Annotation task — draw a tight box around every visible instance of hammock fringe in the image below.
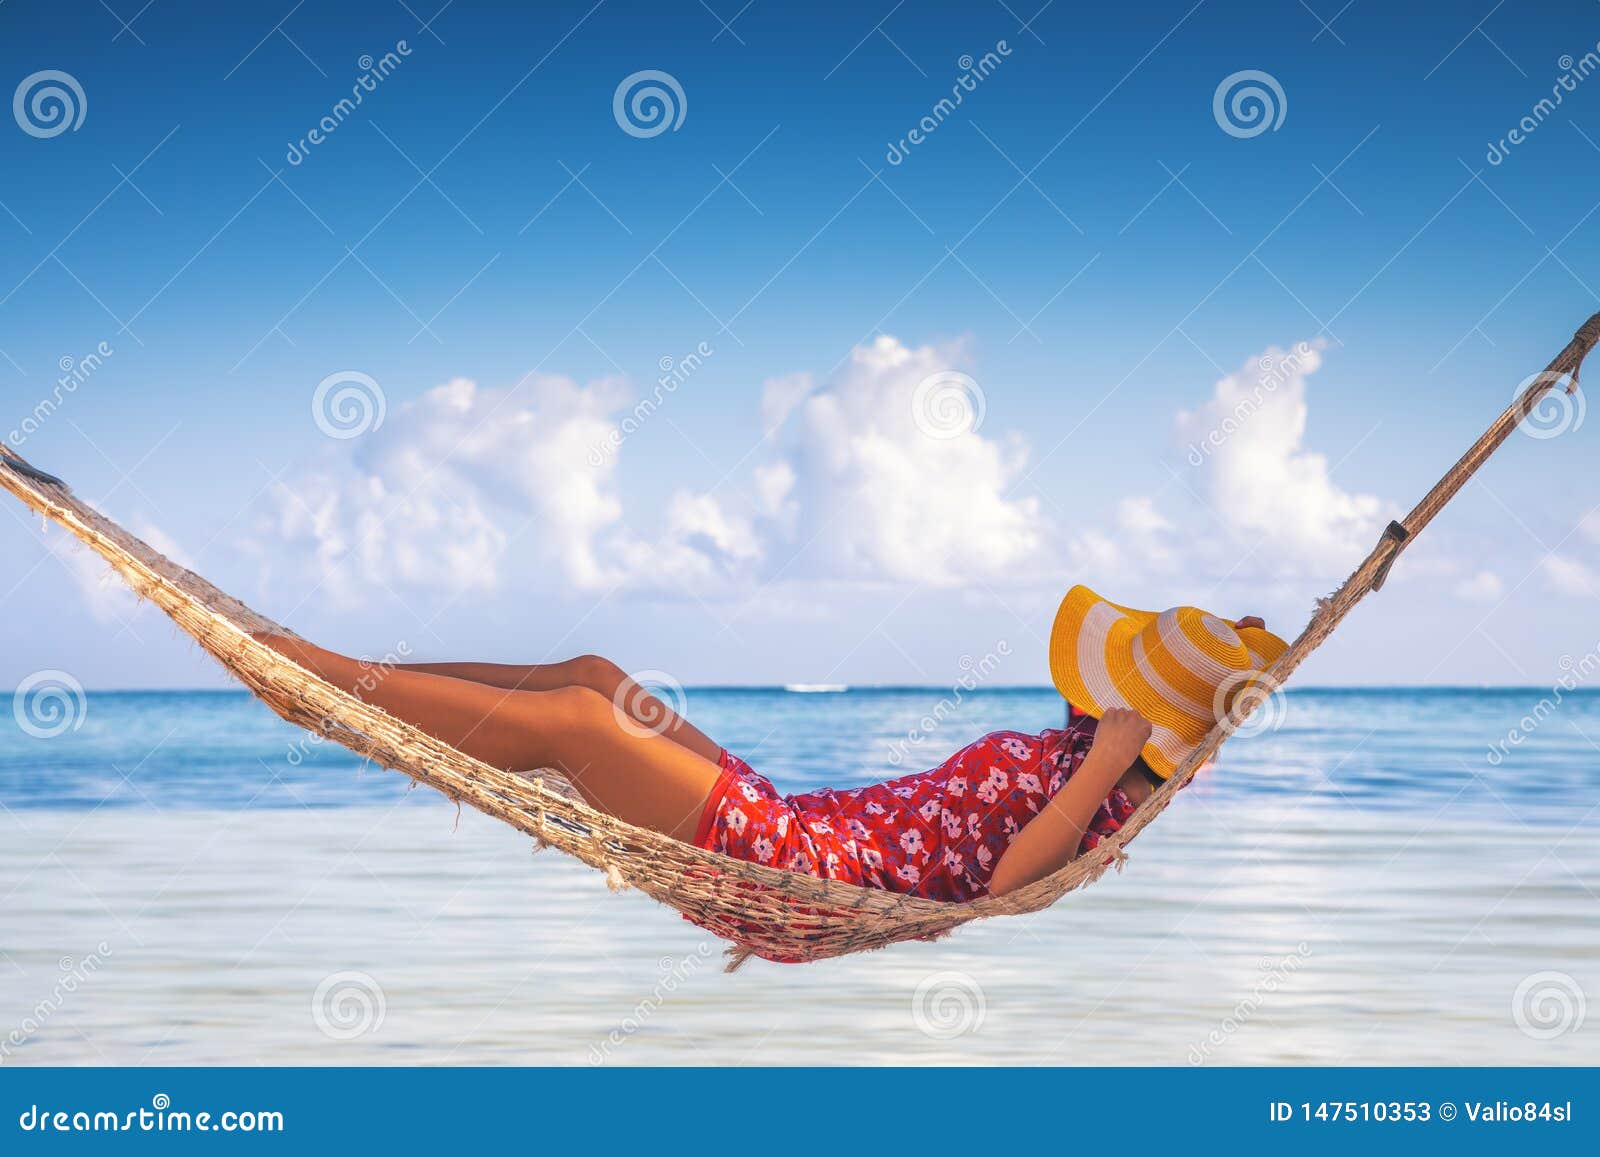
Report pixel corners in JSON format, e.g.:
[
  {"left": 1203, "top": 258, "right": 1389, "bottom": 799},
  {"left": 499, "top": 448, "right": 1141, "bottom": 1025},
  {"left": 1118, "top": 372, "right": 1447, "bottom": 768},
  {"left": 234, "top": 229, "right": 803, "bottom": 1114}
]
[{"left": 3, "top": 311, "right": 1597, "bottom": 965}]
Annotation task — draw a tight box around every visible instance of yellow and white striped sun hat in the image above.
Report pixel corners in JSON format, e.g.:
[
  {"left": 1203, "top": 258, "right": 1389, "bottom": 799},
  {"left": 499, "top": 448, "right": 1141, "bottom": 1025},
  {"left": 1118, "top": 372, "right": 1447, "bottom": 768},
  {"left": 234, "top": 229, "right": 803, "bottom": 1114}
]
[{"left": 1048, "top": 585, "right": 1289, "bottom": 779}]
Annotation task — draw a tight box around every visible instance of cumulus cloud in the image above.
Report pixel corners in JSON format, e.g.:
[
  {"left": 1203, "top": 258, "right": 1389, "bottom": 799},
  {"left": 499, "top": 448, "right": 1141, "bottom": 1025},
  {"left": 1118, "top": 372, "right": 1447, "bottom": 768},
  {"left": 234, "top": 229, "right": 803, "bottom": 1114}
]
[
  {"left": 756, "top": 335, "right": 1042, "bottom": 585},
  {"left": 252, "top": 374, "right": 757, "bottom": 603},
  {"left": 753, "top": 460, "right": 796, "bottom": 520},
  {"left": 1058, "top": 340, "right": 1392, "bottom": 591},
  {"left": 1543, "top": 553, "right": 1599, "bottom": 597},
  {"left": 760, "top": 372, "right": 815, "bottom": 436},
  {"left": 1174, "top": 341, "right": 1389, "bottom": 572},
  {"left": 1453, "top": 570, "right": 1504, "bottom": 602},
  {"left": 242, "top": 335, "right": 1405, "bottom": 610},
  {"left": 247, "top": 340, "right": 1045, "bottom": 604},
  {"left": 1065, "top": 496, "right": 1178, "bottom": 578}
]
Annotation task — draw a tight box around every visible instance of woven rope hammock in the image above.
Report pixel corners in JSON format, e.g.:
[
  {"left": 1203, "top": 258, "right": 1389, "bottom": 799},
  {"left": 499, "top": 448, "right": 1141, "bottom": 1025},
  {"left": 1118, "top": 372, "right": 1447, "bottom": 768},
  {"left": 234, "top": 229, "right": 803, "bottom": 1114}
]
[{"left": 5, "top": 311, "right": 1598, "bottom": 969}]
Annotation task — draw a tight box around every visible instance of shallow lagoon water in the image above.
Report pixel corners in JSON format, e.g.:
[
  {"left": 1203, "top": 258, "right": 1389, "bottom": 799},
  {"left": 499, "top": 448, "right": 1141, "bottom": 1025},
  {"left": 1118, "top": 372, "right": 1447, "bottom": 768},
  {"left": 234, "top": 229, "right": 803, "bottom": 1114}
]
[{"left": 2, "top": 688, "right": 1597, "bottom": 1065}]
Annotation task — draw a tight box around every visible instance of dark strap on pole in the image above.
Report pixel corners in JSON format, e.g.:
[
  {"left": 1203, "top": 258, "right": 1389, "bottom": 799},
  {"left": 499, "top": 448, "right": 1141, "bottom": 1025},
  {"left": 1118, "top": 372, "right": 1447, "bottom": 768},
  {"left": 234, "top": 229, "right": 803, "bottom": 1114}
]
[
  {"left": 1368, "top": 520, "right": 1412, "bottom": 592},
  {"left": 0, "top": 445, "right": 65, "bottom": 487}
]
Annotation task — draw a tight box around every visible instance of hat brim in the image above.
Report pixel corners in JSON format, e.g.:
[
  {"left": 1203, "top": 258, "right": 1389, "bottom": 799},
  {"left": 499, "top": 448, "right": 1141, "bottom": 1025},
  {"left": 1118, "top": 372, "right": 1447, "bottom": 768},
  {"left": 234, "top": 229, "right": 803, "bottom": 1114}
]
[{"left": 1050, "top": 585, "right": 1289, "bottom": 778}]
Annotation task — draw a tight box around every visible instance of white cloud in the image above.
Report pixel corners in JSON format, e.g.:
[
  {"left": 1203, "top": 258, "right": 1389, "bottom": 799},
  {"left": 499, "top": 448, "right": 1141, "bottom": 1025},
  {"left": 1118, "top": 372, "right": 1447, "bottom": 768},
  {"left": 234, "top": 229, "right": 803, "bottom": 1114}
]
[
  {"left": 1119, "top": 495, "right": 1173, "bottom": 537},
  {"left": 1065, "top": 496, "right": 1178, "bottom": 578},
  {"left": 1057, "top": 341, "right": 1391, "bottom": 597},
  {"left": 1543, "top": 553, "right": 1599, "bottom": 597},
  {"left": 760, "top": 372, "right": 814, "bottom": 436},
  {"left": 753, "top": 460, "right": 796, "bottom": 519},
  {"left": 757, "top": 335, "right": 1042, "bottom": 585},
  {"left": 1175, "top": 341, "right": 1388, "bottom": 572},
  {"left": 242, "top": 336, "right": 1402, "bottom": 610},
  {"left": 253, "top": 374, "right": 756, "bottom": 602},
  {"left": 1454, "top": 570, "right": 1504, "bottom": 602}
]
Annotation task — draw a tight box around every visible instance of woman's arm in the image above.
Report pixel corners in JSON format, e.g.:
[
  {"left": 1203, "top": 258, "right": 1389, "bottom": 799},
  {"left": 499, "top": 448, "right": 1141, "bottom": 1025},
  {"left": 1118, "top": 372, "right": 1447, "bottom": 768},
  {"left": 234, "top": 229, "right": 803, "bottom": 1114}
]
[{"left": 986, "top": 708, "right": 1152, "bottom": 896}]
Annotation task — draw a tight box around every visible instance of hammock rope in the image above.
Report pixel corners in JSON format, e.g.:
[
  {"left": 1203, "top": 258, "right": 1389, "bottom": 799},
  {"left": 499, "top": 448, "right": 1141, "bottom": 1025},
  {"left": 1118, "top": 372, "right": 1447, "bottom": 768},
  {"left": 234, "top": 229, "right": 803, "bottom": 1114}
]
[{"left": 4, "top": 310, "right": 1597, "bottom": 969}]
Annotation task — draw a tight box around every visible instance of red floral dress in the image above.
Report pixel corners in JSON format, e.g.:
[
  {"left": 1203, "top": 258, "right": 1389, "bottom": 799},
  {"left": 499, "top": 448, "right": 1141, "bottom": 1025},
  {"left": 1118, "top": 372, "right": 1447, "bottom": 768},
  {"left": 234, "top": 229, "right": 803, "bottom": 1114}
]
[{"left": 692, "top": 714, "right": 1135, "bottom": 904}]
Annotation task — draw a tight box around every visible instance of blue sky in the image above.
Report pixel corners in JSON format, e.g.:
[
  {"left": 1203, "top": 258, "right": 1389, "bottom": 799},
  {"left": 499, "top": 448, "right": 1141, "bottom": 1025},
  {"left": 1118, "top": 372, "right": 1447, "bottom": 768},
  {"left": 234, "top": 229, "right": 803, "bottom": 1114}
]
[{"left": 3, "top": 0, "right": 1600, "bottom": 689}]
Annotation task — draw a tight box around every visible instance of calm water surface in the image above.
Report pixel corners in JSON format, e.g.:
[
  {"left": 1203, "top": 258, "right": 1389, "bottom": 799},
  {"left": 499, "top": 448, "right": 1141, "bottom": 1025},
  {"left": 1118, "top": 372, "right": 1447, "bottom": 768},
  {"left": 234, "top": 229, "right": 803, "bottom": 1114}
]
[{"left": 1, "top": 688, "right": 1597, "bottom": 1065}]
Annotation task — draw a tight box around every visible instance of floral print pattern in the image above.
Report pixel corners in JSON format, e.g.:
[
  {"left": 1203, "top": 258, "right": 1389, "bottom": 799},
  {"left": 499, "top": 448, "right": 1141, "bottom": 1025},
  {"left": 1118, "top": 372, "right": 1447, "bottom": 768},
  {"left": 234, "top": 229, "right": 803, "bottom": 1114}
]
[{"left": 694, "top": 716, "right": 1137, "bottom": 903}]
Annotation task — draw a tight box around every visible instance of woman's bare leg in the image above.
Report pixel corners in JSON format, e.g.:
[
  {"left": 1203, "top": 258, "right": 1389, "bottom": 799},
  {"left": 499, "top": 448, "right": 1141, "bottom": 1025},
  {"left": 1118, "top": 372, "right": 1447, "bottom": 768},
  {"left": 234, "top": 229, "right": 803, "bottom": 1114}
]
[
  {"left": 257, "top": 637, "right": 722, "bottom": 842},
  {"left": 393, "top": 654, "right": 721, "bottom": 762}
]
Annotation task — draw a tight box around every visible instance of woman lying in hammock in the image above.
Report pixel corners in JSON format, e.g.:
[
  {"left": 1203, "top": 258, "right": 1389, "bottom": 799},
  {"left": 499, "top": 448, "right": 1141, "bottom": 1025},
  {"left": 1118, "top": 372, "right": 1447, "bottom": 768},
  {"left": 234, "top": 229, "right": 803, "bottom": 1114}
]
[{"left": 258, "top": 585, "right": 1285, "bottom": 901}]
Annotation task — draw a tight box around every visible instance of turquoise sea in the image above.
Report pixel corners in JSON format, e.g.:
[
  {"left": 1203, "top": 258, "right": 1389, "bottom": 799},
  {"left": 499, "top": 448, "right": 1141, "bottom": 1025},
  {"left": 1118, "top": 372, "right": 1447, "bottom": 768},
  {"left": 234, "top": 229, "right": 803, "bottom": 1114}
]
[{"left": 1, "top": 687, "right": 1597, "bottom": 1065}]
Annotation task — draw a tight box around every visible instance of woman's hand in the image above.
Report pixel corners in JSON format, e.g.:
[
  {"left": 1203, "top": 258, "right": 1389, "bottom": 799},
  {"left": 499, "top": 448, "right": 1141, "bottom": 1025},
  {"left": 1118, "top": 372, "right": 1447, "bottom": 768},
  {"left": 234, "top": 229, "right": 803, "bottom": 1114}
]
[
  {"left": 1088, "top": 706, "right": 1153, "bottom": 772},
  {"left": 1234, "top": 615, "right": 1266, "bottom": 631}
]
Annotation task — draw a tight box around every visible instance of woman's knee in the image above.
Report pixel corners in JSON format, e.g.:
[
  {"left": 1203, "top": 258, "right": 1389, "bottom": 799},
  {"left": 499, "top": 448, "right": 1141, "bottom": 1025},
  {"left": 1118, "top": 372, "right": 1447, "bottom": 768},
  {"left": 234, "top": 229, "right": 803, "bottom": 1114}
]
[{"left": 565, "top": 653, "right": 627, "bottom": 696}]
